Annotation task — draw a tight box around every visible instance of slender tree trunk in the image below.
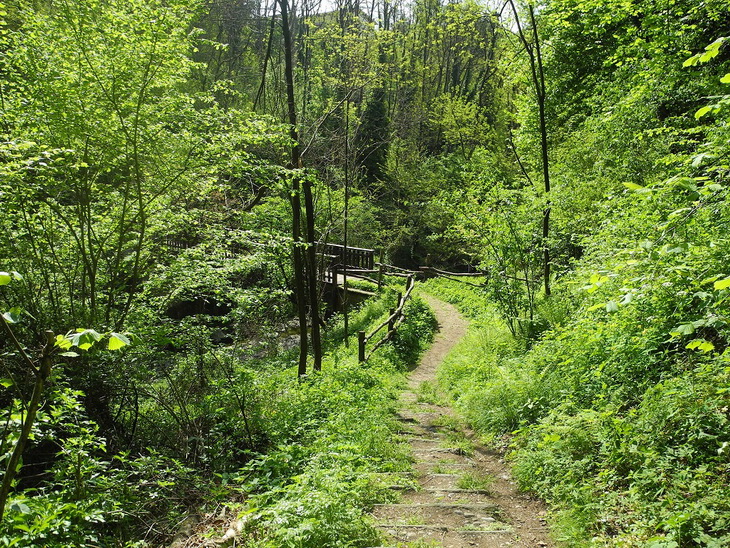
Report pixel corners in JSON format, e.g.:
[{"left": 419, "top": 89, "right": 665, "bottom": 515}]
[
  {"left": 343, "top": 98, "right": 350, "bottom": 345},
  {"left": 302, "top": 180, "right": 322, "bottom": 371},
  {"left": 528, "top": 4, "right": 551, "bottom": 297},
  {"left": 254, "top": 4, "right": 277, "bottom": 112},
  {"left": 508, "top": 0, "right": 551, "bottom": 296},
  {"left": 279, "top": 0, "right": 309, "bottom": 376},
  {"left": 0, "top": 330, "right": 54, "bottom": 524}
]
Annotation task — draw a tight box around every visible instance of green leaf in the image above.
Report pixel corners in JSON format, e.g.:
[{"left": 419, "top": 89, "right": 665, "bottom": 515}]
[
  {"left": 699, "top": 341, "right": 715, "bottom": 352},
  {"left": 671, "top": 323, "right": 695, "bottom": 336},
  {"left": 2, "top": 307, "right": 22, "bottom": 324},
  {"left": 0, "top": 379, "right": 13, "bottom": 388},
  {"left": 108, "top": 332, "right": 131, "bottom": 351},
  {"left": 721, "top": 73, "right": 730, "bottom": 84},
  {"left": 587, "top": 302, "right": 606, "bottom": 312},
  {"left": 714, "top": 278, "right": 730, "bottom": 290},
  {"left": 542, "top": 434, "right": 561, "bottom": 443},
  {"left": 59, "top": 351, "right": 80, "bottom": 358},
  {"left": 695, "top": 105, "right": 712, "bottom": 120},
  {"left": 623, "top": 182, "right": 644, "bottom": 190},
  {"left": 622, "top": 182, "right": 653, "bottom": 195},
  {"left": 692, "top": 153, "right": 714, "bottom": 168},
  {"left": 686, "top": 339, "right": 703, "bottom": 350},
  {"left": 9, "top": 501, "right": 31, "bottom": 515},
  {"left": 71, "top": 329, "right": 102, "bottom": 350},
  {"left": 0, "top": 272, "right": 11, "bottom": 285},
  {"left": 55, "top": 334, "right": 73, "bottom": 350},
  {"left": 606, "top": 301, "right": 619, "bottom": 312}
]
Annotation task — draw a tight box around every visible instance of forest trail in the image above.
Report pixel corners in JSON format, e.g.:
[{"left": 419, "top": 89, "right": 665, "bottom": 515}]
[{"left": 371, "top": 294, "right": 553, "bottom": 548}]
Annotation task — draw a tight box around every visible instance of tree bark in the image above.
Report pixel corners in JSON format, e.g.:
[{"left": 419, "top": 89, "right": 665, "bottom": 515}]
[{"left": 279, "top": 0, "right": 309, "bottom": 376}]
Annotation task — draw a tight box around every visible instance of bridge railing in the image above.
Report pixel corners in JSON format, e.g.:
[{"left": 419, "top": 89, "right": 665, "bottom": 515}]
[{"left": 321, "top": 243, "right": 375, "bottom": 270}]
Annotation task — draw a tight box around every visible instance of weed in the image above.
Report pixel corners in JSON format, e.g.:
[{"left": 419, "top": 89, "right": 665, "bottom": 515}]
[
  {"left": 442, "top": 431, "right": 475, "bottom": 457},
  {"left": 416, "top": 380, "right": 446, "bottom": 405},
  {"left": 456, "top": 471, "right": 493, "bottom": 491},
  {"left": 431, "top": 463, "right": 464, "bottom": 474},
  {"left": 403, "top": 512, "right": 426, "bottom": 525},
  {"left": 430, "top": 414, "right": 462, "bottom": 432},
  {"left": 399, "top": 539, "right": 443, "bottom": 547}
]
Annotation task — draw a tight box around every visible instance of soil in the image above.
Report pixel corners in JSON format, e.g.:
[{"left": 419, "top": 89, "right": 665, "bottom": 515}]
[{"left": 371, "top": 293, "right": 554, "bottom": 548}]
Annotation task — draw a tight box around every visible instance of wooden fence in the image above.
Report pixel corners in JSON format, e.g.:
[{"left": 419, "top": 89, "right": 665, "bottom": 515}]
[
  {"left": 358, "top": 274, "right": 416, "bottom": 362},
  {"left": 321, "top": 243, "right": 375, "bottom": 270}
]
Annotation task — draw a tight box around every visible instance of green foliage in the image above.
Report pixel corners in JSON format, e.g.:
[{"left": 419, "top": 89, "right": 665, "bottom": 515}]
[
  {"left": 219, "top": 291, "right": 436, "bottom": 547},
  {"left": 1, "top": 275, "right": 435, "bottom": 546},
  {"left": 425, "top": 58, "right": 730, "bottom": 541},
  {"left": 3, "top": 0, "right": 730, "bottom": 546}
]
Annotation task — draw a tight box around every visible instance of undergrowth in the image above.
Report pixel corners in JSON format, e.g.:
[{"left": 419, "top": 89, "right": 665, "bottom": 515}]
[
  {"left": 422, "top": 275, "right": 730, "bottom": 547},
  {"left": 232, "top": 292, "right": 437, "bottom": 547},
  {"left": 1, "top": 289, "right": 436, "bottom": 548}
]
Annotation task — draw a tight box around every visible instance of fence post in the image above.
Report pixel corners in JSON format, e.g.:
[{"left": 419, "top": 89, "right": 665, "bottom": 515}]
[
  {"left": 358, "top": 331, "right": 366, "bottom": 362},
  {"left": 388, "top": 308, "right": 395, "bottom": 332},
  {"left": 396, "top": 291, "right": 402, "bottom": 309},
  {"left": 377, "top": 263, "right": 384, "bottom": 290},
  {"left": 332, "top": 265, "right": 339, "bottom": 310}
]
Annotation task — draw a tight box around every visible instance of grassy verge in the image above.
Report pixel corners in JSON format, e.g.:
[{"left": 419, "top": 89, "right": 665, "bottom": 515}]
[
  {"left": 223, "top": 290, "right": 437, "bottom": 547},
  {"left": 422, "top": 277, "right": 730, "bottom": 547}
]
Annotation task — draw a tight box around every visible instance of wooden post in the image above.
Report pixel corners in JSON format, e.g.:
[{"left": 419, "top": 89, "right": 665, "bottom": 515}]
[
  {"left": 358, "top": 331, "right": 366, "bottom": 362},
  {"left": 388, "top": 308, "right": 395, "bottom": 332},
  {"left": 377, "top": 249, "right": 384, "bottom": 289},
  {"left": 332, "top": 265, "right": 339, "bottom": 311},
  {"left": 396, "top": 291, "right": 402, "bottom": 309}
]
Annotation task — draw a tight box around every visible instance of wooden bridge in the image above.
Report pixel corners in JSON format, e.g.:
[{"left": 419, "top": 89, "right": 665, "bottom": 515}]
[
  {"left": 319, "top": 243, "right": 378, "bottom": 311},
  {"left": 320, "top": 243, "right": 375, "bottom": 279}
]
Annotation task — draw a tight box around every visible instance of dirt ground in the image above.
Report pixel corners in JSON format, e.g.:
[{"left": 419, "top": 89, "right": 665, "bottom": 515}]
[{"left": 371, "top": 293, "right": 554, "bottom": 548}]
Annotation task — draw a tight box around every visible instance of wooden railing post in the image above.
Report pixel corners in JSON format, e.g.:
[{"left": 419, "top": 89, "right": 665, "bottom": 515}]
[
  {"left": 388, "top": 308, "right": 395, "bottom": 332},
  {"left": 358, "top": 331, "right": 366, "bottom": 362},
  {"left": 332, "top": 265, "right": 339, "bottom": 310},
  {"left": 377, "top": 263, "right": 384, "bottom": 289}
]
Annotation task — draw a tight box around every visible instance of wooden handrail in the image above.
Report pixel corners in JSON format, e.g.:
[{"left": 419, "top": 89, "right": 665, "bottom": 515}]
[
  {"left": 359, "top": 275, "right": 416, "bottom": 362},
  {"left": 377, "top": 263, "right": 420, "bottom": 275},
  {"left": 419, "top": 266, "right": 485, "bottom": 277}
]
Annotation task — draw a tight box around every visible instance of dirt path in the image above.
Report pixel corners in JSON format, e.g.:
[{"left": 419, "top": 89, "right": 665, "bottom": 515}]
[{"left": 371, "top": 294, "right": 553, "bottom": 548}]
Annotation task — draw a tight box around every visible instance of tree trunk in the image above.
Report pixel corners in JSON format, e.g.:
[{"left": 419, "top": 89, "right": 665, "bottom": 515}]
[
  {"left": 508, "top": 0, "right": 551, "bottom": 296},
  {"left": 279, "top": 0, "right": 309, "bottom": 376}
]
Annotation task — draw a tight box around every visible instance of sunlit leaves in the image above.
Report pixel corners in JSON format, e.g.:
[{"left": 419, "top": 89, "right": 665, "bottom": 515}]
[
  {"left": 1, "top": 307, "right": 23, "bottom": 324},
  {"left": 582, "top": 273, "right": 609, "bottom": 293},
  {"left": 714, "top": 278, "right": 730, "bottom": 290},
  {"left": 107, "top": 332, "right": 131, "bottom": 351},
  {"left": 683, "top": 37, "right": 727, "bottom": 67},
  {"left": 686, "top": 339, "right": 714, "bottom": 352},
  {"left": 695, "top": 105, "right": 713, "bottom": 120},
  {"left": 54, "top": 330, "right": 132, "bottom": 353},
  {"left": 0, "top": 271, "right": 21, "bottom": 285}
]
